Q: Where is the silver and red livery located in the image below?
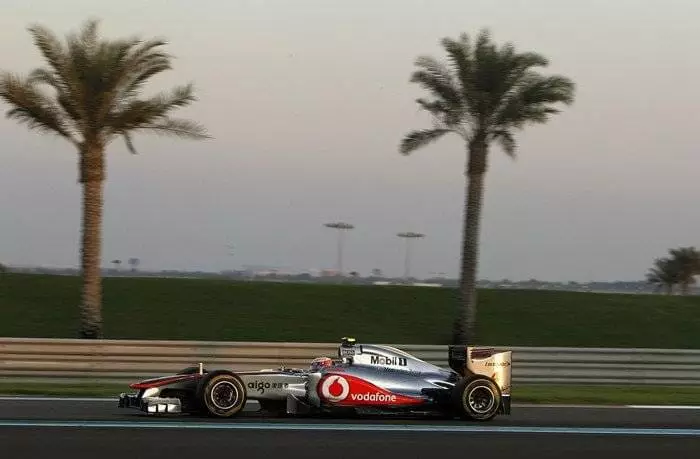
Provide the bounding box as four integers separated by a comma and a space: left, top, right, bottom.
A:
118, 337, 512, 421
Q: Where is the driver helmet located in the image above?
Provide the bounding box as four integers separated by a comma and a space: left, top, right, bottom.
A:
310, 357, 333, 371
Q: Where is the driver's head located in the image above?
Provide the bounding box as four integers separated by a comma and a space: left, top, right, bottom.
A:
310, 357, 333, 371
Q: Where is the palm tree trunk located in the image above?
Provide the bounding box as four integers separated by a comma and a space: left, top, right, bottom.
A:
78, 145, 105, 339
452, 140, 487, 345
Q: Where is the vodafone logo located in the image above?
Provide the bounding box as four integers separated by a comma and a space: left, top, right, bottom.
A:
320, 375, 350, 402
350, 392, 397, 403
318, 373, 421, 406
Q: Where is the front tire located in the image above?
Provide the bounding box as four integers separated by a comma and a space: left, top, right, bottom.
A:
197, 370, 247, 418
452, 376, 501, 421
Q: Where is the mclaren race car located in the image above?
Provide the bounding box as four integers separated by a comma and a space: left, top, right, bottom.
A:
118, 338, 512, 421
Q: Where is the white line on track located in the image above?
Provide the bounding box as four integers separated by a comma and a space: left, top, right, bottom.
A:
0, 396, 115, 402
0, 420, 699, 436
626, 405, 700, 410
517, 404, 700, 410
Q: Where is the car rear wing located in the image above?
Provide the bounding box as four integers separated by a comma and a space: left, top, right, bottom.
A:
448, 346, 512, 397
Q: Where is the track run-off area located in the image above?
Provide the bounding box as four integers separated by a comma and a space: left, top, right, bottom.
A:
0, 397, 699, 458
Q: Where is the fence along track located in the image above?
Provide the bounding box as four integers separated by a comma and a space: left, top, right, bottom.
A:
1, 338, 699, 385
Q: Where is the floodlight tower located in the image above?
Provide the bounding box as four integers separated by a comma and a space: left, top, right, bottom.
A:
323, 221, 355, 275
397, 231, 425, 280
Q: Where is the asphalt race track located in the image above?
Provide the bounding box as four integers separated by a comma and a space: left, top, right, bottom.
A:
1, 397, 699, 458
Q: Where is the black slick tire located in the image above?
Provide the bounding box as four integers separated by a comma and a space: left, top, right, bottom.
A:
196, 370, 247, 418
451, 375, 501, 421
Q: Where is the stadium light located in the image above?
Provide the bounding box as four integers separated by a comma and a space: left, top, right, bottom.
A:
323, 222, 355, 275
397, 232, 425, 279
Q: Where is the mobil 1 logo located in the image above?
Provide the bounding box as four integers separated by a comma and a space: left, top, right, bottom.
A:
370, 355, 407, 366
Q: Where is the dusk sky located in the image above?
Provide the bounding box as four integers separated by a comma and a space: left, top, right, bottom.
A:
1, 0, 699, 281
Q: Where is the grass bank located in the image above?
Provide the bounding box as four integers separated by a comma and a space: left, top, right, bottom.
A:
1, 273, 699, 347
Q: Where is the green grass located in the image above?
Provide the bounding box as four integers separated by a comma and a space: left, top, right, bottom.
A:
1, 273, 700, 347
516, 385, 700, 405
0, 381, 698, 406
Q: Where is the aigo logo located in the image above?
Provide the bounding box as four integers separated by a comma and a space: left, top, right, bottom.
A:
319, 375, 350, 402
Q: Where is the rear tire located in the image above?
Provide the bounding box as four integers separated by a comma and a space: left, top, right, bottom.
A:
196, 370, 247, 418
452, 376, 501, 421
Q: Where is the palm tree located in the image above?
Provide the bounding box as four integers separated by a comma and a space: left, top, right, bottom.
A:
646, 257, 679, 295
668, 247, 700, 295
0, 19, 208, 338
647, 247, 700, 295
400, 30, 575, 344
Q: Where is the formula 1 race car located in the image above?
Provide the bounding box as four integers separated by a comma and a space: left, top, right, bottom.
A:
118, 338, 512, 421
